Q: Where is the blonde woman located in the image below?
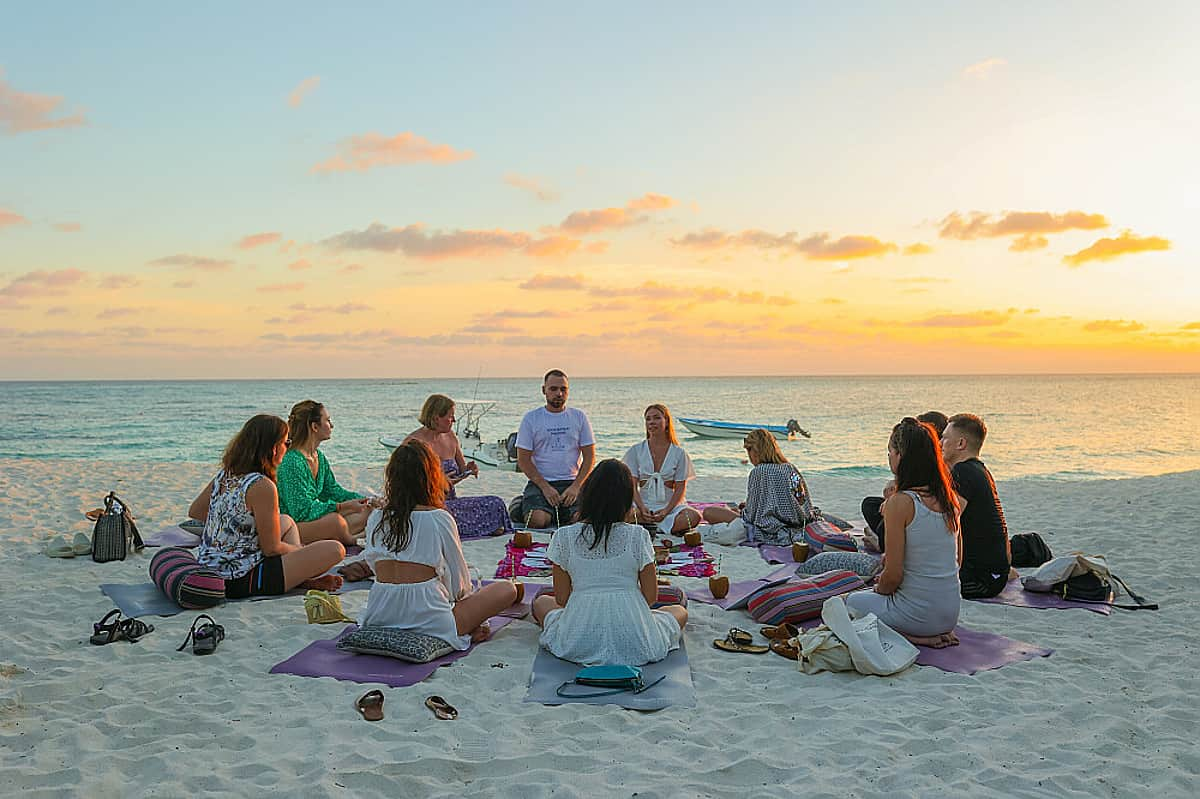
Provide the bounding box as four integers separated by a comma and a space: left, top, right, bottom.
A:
622, 404, 701, 533
701, 429, 822, 545
276, 400, 370, 546
402, 394, 513, 539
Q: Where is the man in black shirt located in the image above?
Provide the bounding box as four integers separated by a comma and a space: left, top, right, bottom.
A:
941, 413, 1011, 599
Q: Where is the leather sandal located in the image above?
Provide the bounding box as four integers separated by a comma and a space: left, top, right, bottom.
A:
712, 628, 769, 654
425, 695, 458, 720
760, 623, 799, 641
177, 614, 225, 655
770, 639, 800, 660
356, 690, 385, 722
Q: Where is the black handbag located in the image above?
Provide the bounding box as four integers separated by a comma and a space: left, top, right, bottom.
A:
1054, 571, 1158, 611
1010, 532, 1053, 568
92, 492, 144, 563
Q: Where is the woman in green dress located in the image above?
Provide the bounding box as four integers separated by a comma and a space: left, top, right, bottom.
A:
276, 400, 371, 545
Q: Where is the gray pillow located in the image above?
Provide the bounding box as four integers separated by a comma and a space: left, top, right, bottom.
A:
795, 551, 882, 580
336, 626, 455, 663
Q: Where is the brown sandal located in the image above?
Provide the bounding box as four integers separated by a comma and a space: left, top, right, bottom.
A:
355, 690, 385, 721
760, 623, 799, 641
769, 639, 800, 660
425, 695, 458, 720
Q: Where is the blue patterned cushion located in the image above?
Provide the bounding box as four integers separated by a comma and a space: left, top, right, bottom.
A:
336, 626, 455, 663
795, 550, 882, 579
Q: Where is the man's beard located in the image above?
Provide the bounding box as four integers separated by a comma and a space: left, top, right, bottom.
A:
547, 397, 566, 408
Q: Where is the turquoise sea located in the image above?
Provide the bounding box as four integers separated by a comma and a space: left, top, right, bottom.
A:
2, 375, 1197, 482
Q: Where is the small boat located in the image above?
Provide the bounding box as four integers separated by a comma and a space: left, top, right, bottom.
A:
378, 398, 520, 472
677, 417, 810, 441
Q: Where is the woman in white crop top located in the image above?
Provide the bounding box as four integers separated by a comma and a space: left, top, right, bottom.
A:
623, 404, 701, 534
358, 440, 517, 649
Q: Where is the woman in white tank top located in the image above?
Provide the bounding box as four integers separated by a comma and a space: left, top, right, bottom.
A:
846, 417, 964, 647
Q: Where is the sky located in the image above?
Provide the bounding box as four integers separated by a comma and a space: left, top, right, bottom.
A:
1, 2, 1197, 379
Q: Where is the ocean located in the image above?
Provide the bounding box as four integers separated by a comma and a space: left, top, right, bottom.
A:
2, 374, 1197, 482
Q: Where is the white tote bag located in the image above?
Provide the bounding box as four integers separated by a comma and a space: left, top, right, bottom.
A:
1021, 553, 1110, 593
809, 595, 919, 676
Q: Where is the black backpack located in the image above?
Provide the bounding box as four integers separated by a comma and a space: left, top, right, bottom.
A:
1055, 571, 1158, 611
1011, 532, 1053, 568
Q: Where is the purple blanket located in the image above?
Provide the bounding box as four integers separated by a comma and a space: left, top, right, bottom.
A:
914, 626, 1053, 674
269, 615, 519, 688
973, 578, 1112, 615
686, 564, 796, 609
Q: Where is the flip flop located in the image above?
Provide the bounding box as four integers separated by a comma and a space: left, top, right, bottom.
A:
760, 623, 799, 641
72, 533, 93, 556
355, 690, 385, 722
45, 537, 76, 558
712, 630, 770, 654
425, 695, 458, 720
770, 639, 800, 660
85, 508, 104, 521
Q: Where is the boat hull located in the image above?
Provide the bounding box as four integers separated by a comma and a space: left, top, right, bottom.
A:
378, 435, 520, 472
677, 418, 795, 441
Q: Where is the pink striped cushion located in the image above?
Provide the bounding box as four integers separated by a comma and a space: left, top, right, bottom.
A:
803, 519, 858, 553
746, 570, 865, 625
150, 547, 225, 609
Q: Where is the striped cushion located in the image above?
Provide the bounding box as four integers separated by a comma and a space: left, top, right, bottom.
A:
745, 570, 865, 625
150, 547, 225, 609
803, 519, 858, 554
534, 583, 688, 609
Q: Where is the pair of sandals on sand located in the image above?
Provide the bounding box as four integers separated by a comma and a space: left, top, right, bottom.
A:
713, 625, 802, 659
89, 610, 224, 655
46, 533, 94, 558
354, 692, 458, 723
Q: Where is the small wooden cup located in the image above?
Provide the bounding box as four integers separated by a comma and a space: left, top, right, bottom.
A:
513, 531, 533, 549
654, 546, 670, 564
683, 531, 702, 547
792, 541, 810, 563
709, 575, 730, 599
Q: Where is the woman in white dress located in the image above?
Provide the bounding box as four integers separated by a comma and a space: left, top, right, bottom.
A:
532, 459, 688, 666
623, 404, 702, 534
358, 440, 517, 648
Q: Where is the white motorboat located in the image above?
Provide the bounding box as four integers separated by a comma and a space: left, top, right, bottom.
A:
378, 398, 520, 471
677, 417, 810, 440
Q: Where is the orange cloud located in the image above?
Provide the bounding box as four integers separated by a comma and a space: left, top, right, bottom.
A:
1183, 322, 1200, 331
520, 273, 586, 290
1009, 234, 1049, 252
258, 282, 306, 292
172, 280, 195, 289
504, 173, 560, 202
53, 222, 82, 233
671, 228, 897, 260
149, 254, 233, 271
288, 258, 312, 271
237, 232, 282, 250
1063, 231, 1171, 266
1082, 319, 1146, 333
626, 193, 677, 211
555, 193, 678, 235
907, 310, 1013, 328
938, 210, 1108, 240
962, 57, 1007, 79
0, 70, 87, 134
322, 223, 579, 260
96, 307, 144, 320
288, 302, 370, 315
312, 132, 474, 173
287, 76, 320, 108
902, 243, 933, 255
1, 269, 88, 303
0, 208, 27, 229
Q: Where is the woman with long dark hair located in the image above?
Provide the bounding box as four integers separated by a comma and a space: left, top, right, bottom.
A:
358, 440, 517, 648
276, 400, 370, 546
189, 414, 345, 597
532, 459, 688, 665
845, 418, 963, 647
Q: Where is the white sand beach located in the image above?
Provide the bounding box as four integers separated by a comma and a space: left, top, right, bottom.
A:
2, 458, 1196, 797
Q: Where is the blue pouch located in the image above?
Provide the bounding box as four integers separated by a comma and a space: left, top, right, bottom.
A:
556, 664, 666, 698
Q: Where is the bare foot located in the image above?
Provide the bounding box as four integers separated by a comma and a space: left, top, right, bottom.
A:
302, 574, 344, 592
940, 631, 960, 647
470, 623, 492, 643
903, 632, 954, 648
337, 561, 374, 582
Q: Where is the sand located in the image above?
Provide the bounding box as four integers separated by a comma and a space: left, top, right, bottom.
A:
1, 458, 1196, 798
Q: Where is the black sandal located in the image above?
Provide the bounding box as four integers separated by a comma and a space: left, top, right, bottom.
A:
177, 614, 224, 655
90, 610, 154, 645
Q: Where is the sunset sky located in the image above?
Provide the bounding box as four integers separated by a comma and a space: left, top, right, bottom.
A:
2, 3, 1197, 379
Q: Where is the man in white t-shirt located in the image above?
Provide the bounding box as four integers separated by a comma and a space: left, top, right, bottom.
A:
515, 369, 596, 528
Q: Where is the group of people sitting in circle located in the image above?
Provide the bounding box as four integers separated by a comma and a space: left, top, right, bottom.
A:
187, 368, 1010, 664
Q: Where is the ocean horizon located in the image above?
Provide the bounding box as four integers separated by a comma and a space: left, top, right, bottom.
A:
4, 374, 1196, 482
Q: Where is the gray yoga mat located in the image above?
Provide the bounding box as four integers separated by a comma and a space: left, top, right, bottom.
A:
99, 578, 372, 618
525, 640, 695, 710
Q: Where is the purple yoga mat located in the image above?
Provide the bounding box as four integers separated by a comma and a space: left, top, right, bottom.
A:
758, 545, 794, 565
913, 626, 1052, 674
143, 526, 202, 548
269, 614, 519, 688
973, 579, 1112, 615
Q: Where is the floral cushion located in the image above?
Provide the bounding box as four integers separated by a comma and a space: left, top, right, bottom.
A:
794, 551, 882, 580
336, 626, 455, 663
